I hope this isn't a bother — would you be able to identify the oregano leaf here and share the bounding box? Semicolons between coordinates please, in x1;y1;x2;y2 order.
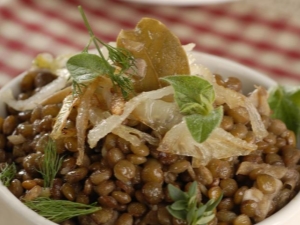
167;183;188;201
67;53;108;84
184;107;223;143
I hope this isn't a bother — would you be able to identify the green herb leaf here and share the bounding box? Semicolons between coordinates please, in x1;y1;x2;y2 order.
195;205;207;219
167;183;188;201
184;107;223;143
24;197;101;223
187;180;198;197
167;181;222;225
167;206;187;220
0;163;17;187
67;53;108;84
170;200;188;210
38;139;63;188
162;75;223;143
268;85;300;138
68;6;135;99
206;193;223;212
161;75;215;115
196;213;215;225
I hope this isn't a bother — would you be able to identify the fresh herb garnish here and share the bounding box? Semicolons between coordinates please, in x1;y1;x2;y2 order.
38;139;63;188
24;197;101;223
167;181;222;225
161;75;223;143
268;85;300;139
67;6;135;98
0;163;17;187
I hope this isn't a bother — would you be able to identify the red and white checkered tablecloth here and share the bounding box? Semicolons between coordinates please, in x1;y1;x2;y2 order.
0;0;300;89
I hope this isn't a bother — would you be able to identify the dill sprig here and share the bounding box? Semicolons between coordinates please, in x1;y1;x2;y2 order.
167;181;222;225
67;6;135;98
38;139;63;188
0;163;17;187
24;197;101;223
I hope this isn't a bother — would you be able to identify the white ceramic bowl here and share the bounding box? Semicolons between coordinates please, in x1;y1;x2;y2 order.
1;52;299;225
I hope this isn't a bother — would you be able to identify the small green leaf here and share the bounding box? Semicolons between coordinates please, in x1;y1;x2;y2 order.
195;204;207;219
187;181;198;197
196;213;215;225
168;183;188;201
162;75;223;143
170;200;188;210
67;53;108;84
185;107;223;143
206;193;223;212
167;206;187;220
268;85;300;138
187;207;196;225
161;75;215;115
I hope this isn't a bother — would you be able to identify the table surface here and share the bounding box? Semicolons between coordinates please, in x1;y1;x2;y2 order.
1;0;300;89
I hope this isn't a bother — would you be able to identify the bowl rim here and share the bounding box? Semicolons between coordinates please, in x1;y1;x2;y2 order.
1;51;298;225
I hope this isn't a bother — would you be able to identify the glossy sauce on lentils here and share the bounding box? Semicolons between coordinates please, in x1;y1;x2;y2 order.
1;70;300;225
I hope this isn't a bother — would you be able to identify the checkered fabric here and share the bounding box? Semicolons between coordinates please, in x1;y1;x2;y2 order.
0;0;300;88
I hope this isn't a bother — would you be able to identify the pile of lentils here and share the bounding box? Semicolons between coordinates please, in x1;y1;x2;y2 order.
0;69;300;225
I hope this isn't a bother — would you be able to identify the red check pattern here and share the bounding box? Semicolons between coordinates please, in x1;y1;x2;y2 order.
0;0;300;89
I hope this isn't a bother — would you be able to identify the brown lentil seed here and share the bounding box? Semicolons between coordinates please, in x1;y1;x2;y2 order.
168;160;190;174
64;137;78;152
106;147;125;166
8;179;24;198
142;182;164;204
89;169;112;185
130;143;150;157
220;116;234;131
234;186;248;205
20;71;35;92
126;154;147;165
216;210;237;223
112;190;132;204
17;110;32;122
127;202;147;217
94;180;116;196
240;200;258;218
17;123;34;138
41;104;60;117
61;182;76;201
3;115;18;135
141;159;164;183
98;195;118;209
217;197;235;211
230;123;248;139
34;71;57;88
104;133;118;150
226;107;249;124
207;159;232;179
114;159;136;182
115;213;133;225
208;186;223;200
21;179;37;190
233;214;252;225
255;174;277;194
90;208;113;224
157;206;172;225
268;119;286;136
220;178;238;197
64;167;88;183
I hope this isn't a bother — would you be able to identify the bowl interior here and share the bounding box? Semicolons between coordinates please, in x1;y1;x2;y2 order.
2;52;296;225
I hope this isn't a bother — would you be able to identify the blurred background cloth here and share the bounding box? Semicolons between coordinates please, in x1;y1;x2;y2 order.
0;0;300;89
